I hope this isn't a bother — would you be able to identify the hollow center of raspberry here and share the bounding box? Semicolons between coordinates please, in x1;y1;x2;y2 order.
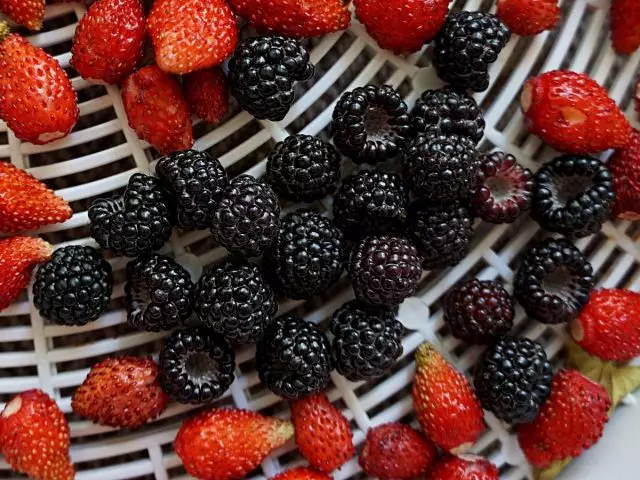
550;174;593;206
186;352;219;381
541;267;573;299
485;175;514;200
364;106;393;141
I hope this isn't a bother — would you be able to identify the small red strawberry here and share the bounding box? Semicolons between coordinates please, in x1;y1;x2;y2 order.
228;0;350;38
0;27;79;145
427;455;499;480
121;65;193;155
354;0;449;54
412;342;485;453
290;392;355;473
518;369;611;468
611;0;640;55
0;236;52;311
271;467;331;480
71;0;146;85
609;128;640;220
184;67;229;124
72;356;170;429
175;408;294;480
0;389;75;480
570;289;640;363
496;0;560;37
358;423;437;480
0;0;45;31
148;0;238;75
0;162;73;233
521;70;632;154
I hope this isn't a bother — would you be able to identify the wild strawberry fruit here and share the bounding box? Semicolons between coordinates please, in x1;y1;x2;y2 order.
412;342;485;453
71;0;146;84
427;454;499;480
184;67;229;124
0;162;73;233
121;65;193;155
72;356;170;429
354;0;449;54
228;0;350;38
271;467;331;480
175;408;294;480
0;26;78;145
148;0;238;75
609;128;640;220
611;0;640;55
0;236;52;311
521;70;631;153
290;392;355;473
496;0;560;37
0;389;75;480
359;422;437;480
0;0;45;31
518;369;611;468
571;289;640;363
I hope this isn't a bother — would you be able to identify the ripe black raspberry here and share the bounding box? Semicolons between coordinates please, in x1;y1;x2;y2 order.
125;253;194;332
330;301;404;381
194;262;277;344
471;151;535;224
212;175;280;258
474;336;553;424
332;84;410;164
33;246;113;326
256;315;332;400
514;238;594;325
333;170;409;238
267;134;341;202
155;149;228;230
349;235;422;307
410;87;485;143
160;327;235;404
228;35;314;121
402;133;477;201
408;200;473;270
433;12;511;92
532;155;615;238
444;278;514;344
265;209;346;300
89;173;173;257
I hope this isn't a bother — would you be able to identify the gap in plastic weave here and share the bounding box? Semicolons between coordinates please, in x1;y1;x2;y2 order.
1;0;639;479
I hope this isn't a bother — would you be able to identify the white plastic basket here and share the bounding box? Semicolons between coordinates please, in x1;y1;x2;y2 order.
1;0;639;479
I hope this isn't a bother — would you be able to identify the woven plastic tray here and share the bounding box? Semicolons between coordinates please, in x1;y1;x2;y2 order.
1;0;640;478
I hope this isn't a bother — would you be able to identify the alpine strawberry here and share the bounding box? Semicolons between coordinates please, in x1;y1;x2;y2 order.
271;467;331;480
609;128;640;220
611;0;640;55
184;67;229;124
496;0;560;37
427;454;499;480
0;0;45;31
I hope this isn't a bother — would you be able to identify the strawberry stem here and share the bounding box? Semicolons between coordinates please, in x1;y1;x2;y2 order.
0;22;10;42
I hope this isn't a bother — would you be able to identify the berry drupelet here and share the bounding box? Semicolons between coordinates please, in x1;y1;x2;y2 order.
332;84;411;164
159;327;235;404
474;336;553;424
33;246;113;326
410;87;485;143
89;173;173;257
125;253;194;332
402;133;477;201
228;35;314;121
267;134;341;202
212;175;280;258
514;238;594;325
471;151;534;224
408;200;473;270
532;155;615;238
349;235;422;307
265;209;346;300
433;12;511;92
333;170;409;239
155;149;228;230
444;278;514;344
330;301;404;381
256;315;333;400
194;262;277;344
